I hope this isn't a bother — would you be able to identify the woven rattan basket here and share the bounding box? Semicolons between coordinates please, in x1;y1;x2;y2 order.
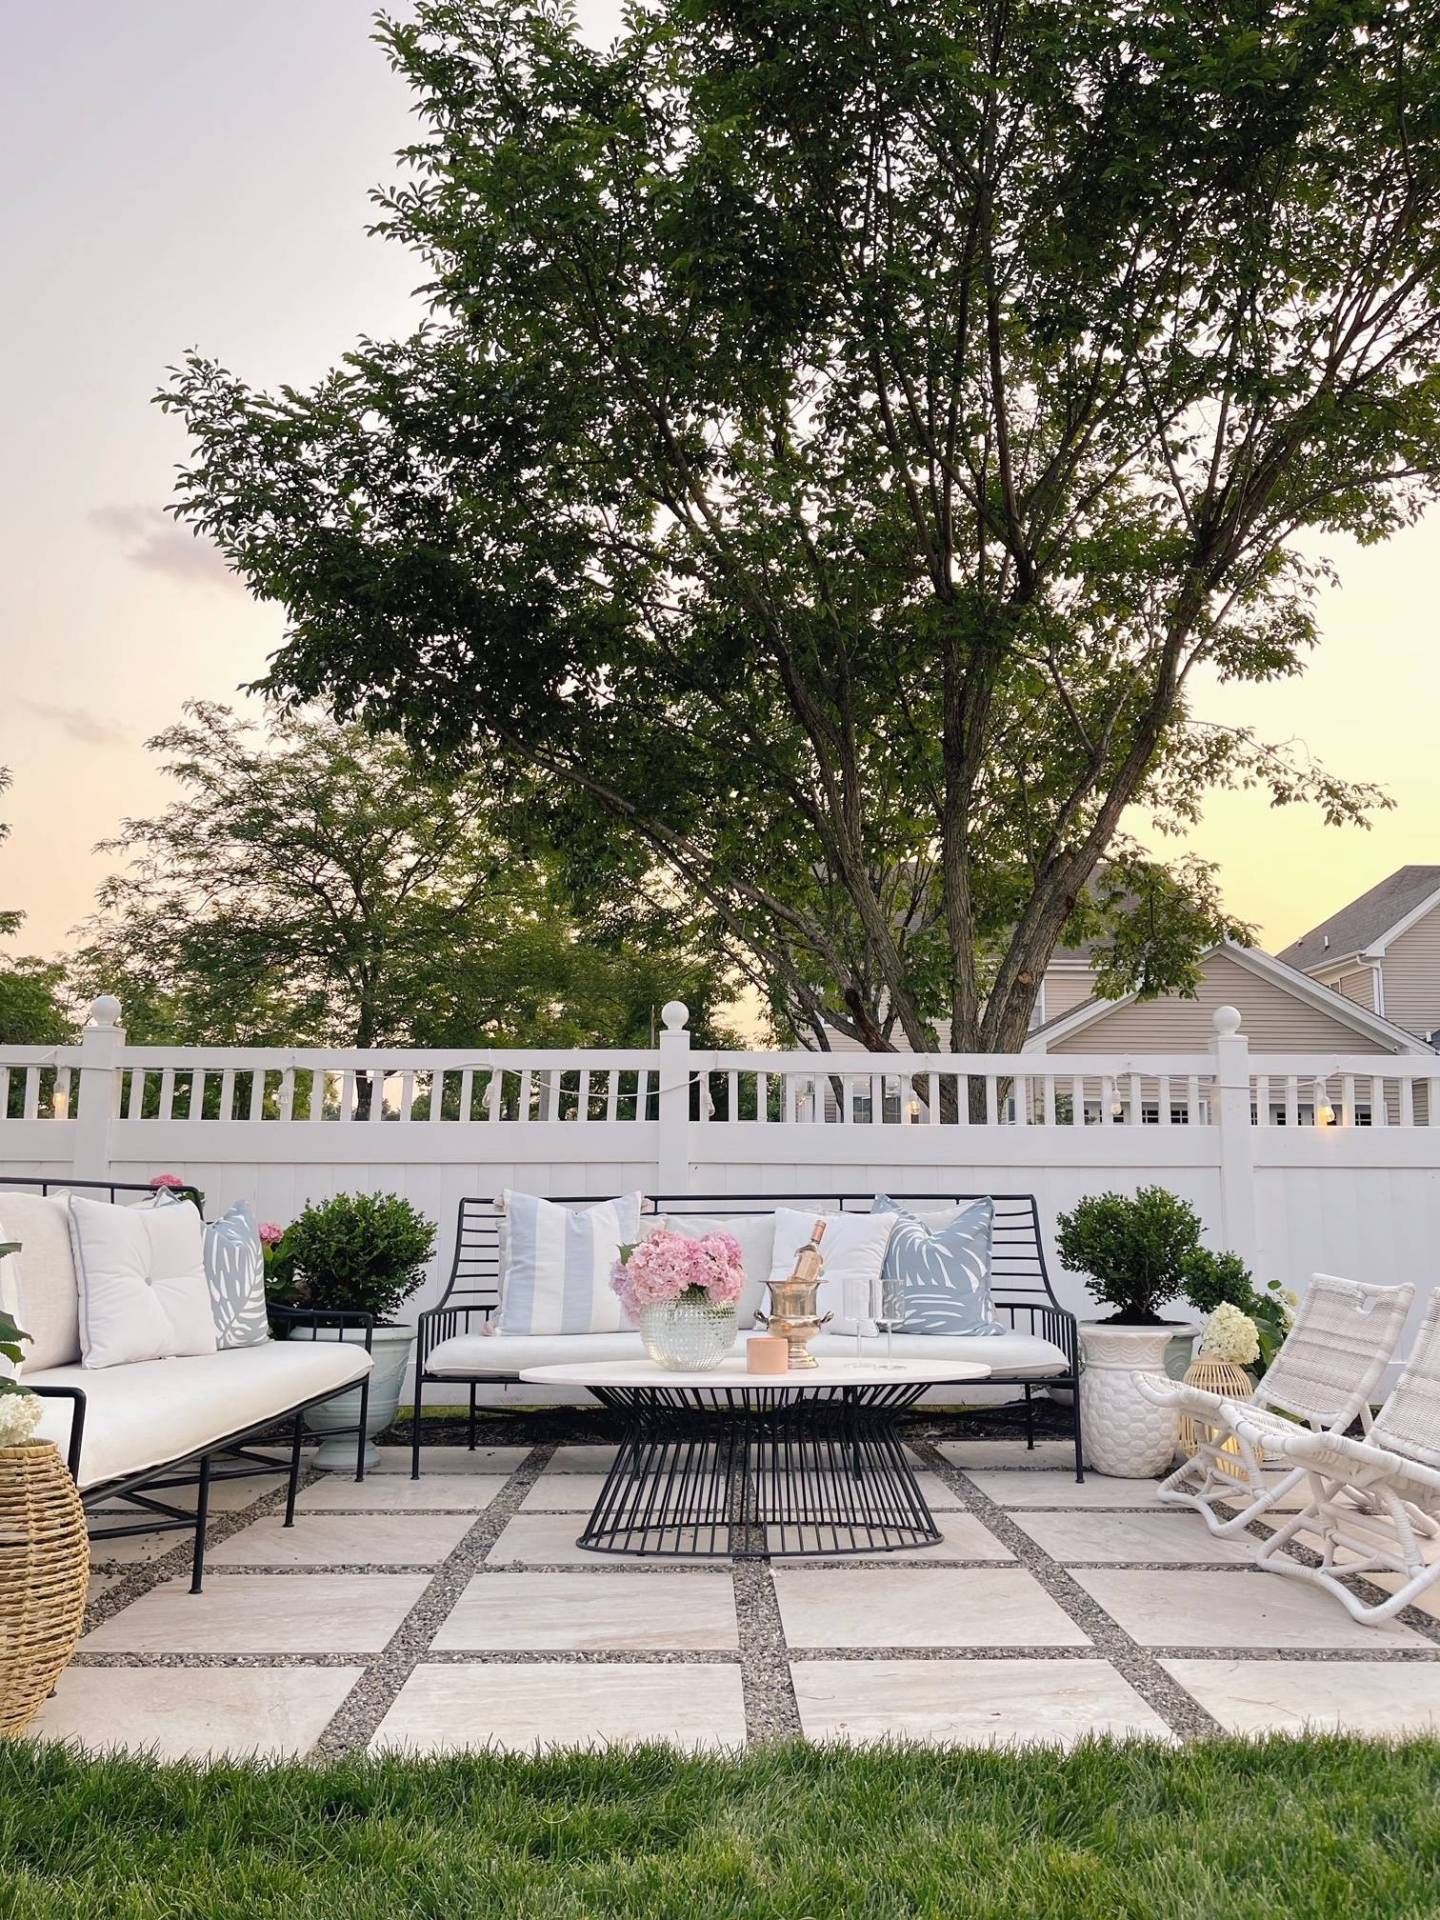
1178;1354;1254;1480
0;1439;90;1736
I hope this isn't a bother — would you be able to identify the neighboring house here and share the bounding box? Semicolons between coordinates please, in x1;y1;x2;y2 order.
1275;866;1440;1047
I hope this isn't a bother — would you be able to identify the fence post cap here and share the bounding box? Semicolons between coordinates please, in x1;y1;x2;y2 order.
88;995;122;1031
660;1001;690;1033
1212;1004;1243;1037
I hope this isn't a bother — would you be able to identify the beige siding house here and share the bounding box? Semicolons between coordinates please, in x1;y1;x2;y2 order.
1277;866;1440;1046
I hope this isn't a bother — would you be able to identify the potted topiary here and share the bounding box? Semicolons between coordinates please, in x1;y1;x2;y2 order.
1055;1186;1208;1477
266;1193;436;1469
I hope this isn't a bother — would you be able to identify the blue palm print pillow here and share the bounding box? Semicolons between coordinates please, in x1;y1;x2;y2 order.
203;1201;270;1349
873;1196;1003;1337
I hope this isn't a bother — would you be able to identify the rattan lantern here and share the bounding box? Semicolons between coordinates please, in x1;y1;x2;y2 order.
1177;1354;1254;1479
0;1439;90;1736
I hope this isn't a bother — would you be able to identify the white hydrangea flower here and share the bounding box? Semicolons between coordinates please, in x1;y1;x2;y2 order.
0;1389;43;1448
1198;1301;1259;1367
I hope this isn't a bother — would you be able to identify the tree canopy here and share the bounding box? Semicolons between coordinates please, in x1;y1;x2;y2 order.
162;0;1438;1050
73;704;737;1049
0;768;73;1047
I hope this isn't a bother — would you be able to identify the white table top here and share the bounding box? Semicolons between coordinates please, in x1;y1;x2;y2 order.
518;1355;992;1392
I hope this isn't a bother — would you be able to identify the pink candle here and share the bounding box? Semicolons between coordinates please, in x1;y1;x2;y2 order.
746;1335;789;1375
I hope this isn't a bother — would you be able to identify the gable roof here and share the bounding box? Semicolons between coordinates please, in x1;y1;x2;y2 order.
1023;940;1434;1054
1277;867;1440;973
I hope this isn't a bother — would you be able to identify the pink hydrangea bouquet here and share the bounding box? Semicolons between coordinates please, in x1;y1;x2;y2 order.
611;1228;745;1322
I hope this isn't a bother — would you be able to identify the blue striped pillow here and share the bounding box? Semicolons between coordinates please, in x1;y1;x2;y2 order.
497;1191;643;1336
874;1196;1003;1336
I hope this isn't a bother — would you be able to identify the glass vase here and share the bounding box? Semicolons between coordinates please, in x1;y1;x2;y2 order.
638;1296;737;1371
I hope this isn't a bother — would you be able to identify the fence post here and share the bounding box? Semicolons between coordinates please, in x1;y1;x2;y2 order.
73;995;123;1181
657;1001;693;1194
1211;1005;1257;1269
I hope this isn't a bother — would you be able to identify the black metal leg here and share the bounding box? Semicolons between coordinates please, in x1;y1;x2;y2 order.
467;1382;477;1452
190;1453;211;1594
1023;1383;1035;1450
284;1408;304;1527
355;1372;370;1482
411;1378;423;1481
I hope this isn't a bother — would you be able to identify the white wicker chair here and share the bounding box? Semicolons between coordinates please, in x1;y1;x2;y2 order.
1137;1273;1414;1538
1255;1295;1440;1623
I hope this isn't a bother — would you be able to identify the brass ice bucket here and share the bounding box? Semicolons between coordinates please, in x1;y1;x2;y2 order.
755;1275;832;1370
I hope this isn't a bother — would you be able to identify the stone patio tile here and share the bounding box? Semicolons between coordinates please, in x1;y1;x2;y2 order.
95;1477;275;1516
83;1574;428;1653
88;1528;194;1567
488;1512;719;1565
773;1567;1090;1650
546;1445;619;1473
1009;1509;1255;1565
29;1664;363;1760
371;1661;746;1754
376;1445;531;1476
206;1511;474;1568
434;1571;738;1651
767;1513;1013;1563
792;1658;1171;1747
933;1440;1077;1471
295;1473;508;1513
1161;1659;1440;1737
964;1470;1166;1509
86;1571;123;1604
1071;1569;1430;1649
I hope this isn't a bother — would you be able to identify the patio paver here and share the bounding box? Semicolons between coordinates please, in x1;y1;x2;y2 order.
791;1658;1172;1747
434;1570;739;1650
1160;1659;1440;1737
1008;1510;1258;1565
206;1510;476;1568
293;1472;509;1513
766;1513;1014;1562
370;1661;747;1754
1072;1569;1432;1649
773;1566;1090;1649
963;1470;1171;1509
30;1665;365;1760
81;1573;429;1653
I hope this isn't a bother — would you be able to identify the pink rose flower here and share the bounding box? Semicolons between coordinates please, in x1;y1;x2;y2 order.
149;1173;185;1189
258;1222;285;1247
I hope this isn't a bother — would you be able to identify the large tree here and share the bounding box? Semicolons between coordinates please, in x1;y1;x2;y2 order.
162;0;1436;1051
73;705;737;1050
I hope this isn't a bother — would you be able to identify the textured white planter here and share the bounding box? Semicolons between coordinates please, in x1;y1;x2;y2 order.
299;1323;414;1471
1078;1323;1181;1478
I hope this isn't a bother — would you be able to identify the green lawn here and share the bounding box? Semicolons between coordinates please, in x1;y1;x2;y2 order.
3;1737;1439;1918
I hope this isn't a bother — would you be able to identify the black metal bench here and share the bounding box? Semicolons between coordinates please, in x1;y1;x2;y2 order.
1;1175;374;1591
413;1191;1083;1480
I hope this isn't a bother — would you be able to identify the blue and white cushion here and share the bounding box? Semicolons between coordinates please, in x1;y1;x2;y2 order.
498;1191;644;1336
873;1195;1003;1337
203;1201;270;1350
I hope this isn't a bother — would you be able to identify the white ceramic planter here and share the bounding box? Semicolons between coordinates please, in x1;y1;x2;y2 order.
298;1322;415;1471
1078;1323;1181;1478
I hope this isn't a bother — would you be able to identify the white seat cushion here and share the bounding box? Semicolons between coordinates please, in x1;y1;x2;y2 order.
810;1330;1069;1375
426;1330;649;1376
27;1340;373;1490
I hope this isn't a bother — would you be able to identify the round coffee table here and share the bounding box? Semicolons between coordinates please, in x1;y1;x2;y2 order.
519;1354;991;1559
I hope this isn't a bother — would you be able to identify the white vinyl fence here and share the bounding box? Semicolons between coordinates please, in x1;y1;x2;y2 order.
4;996;1439;1398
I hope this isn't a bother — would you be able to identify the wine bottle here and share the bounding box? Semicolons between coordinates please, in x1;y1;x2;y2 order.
787;1219;826;1288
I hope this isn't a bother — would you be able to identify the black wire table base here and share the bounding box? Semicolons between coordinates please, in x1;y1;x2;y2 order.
577;1382;940;1559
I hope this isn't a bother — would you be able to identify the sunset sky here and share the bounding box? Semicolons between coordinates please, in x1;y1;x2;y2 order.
2;1;1435;973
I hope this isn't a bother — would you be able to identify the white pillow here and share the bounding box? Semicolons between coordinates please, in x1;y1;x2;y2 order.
647;1214;775;1328
68;1193;218;1368
767;1210;894;1337
497;1191;643;1336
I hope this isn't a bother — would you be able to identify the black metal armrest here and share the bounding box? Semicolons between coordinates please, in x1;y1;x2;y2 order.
26;1382;87;1482
267;1305;376;1354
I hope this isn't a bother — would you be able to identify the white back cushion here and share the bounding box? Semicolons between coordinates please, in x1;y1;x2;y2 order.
767;1210;894;1337
69;1193;218;1368
648;1214;775;1328
497;1191;643;1336
0;1193;82;1372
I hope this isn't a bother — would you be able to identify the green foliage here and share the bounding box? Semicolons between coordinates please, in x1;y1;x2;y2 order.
71;704;739;1050
5;1737;1440;1918
0;1268;32;1402
1056;1186;1207;1323
157;0;1440;1048
0;769;75;1046
266;1192;436;1323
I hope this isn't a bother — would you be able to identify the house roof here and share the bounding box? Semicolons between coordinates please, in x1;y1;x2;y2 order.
1022;940;1434;1055
1277;867;1440;972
